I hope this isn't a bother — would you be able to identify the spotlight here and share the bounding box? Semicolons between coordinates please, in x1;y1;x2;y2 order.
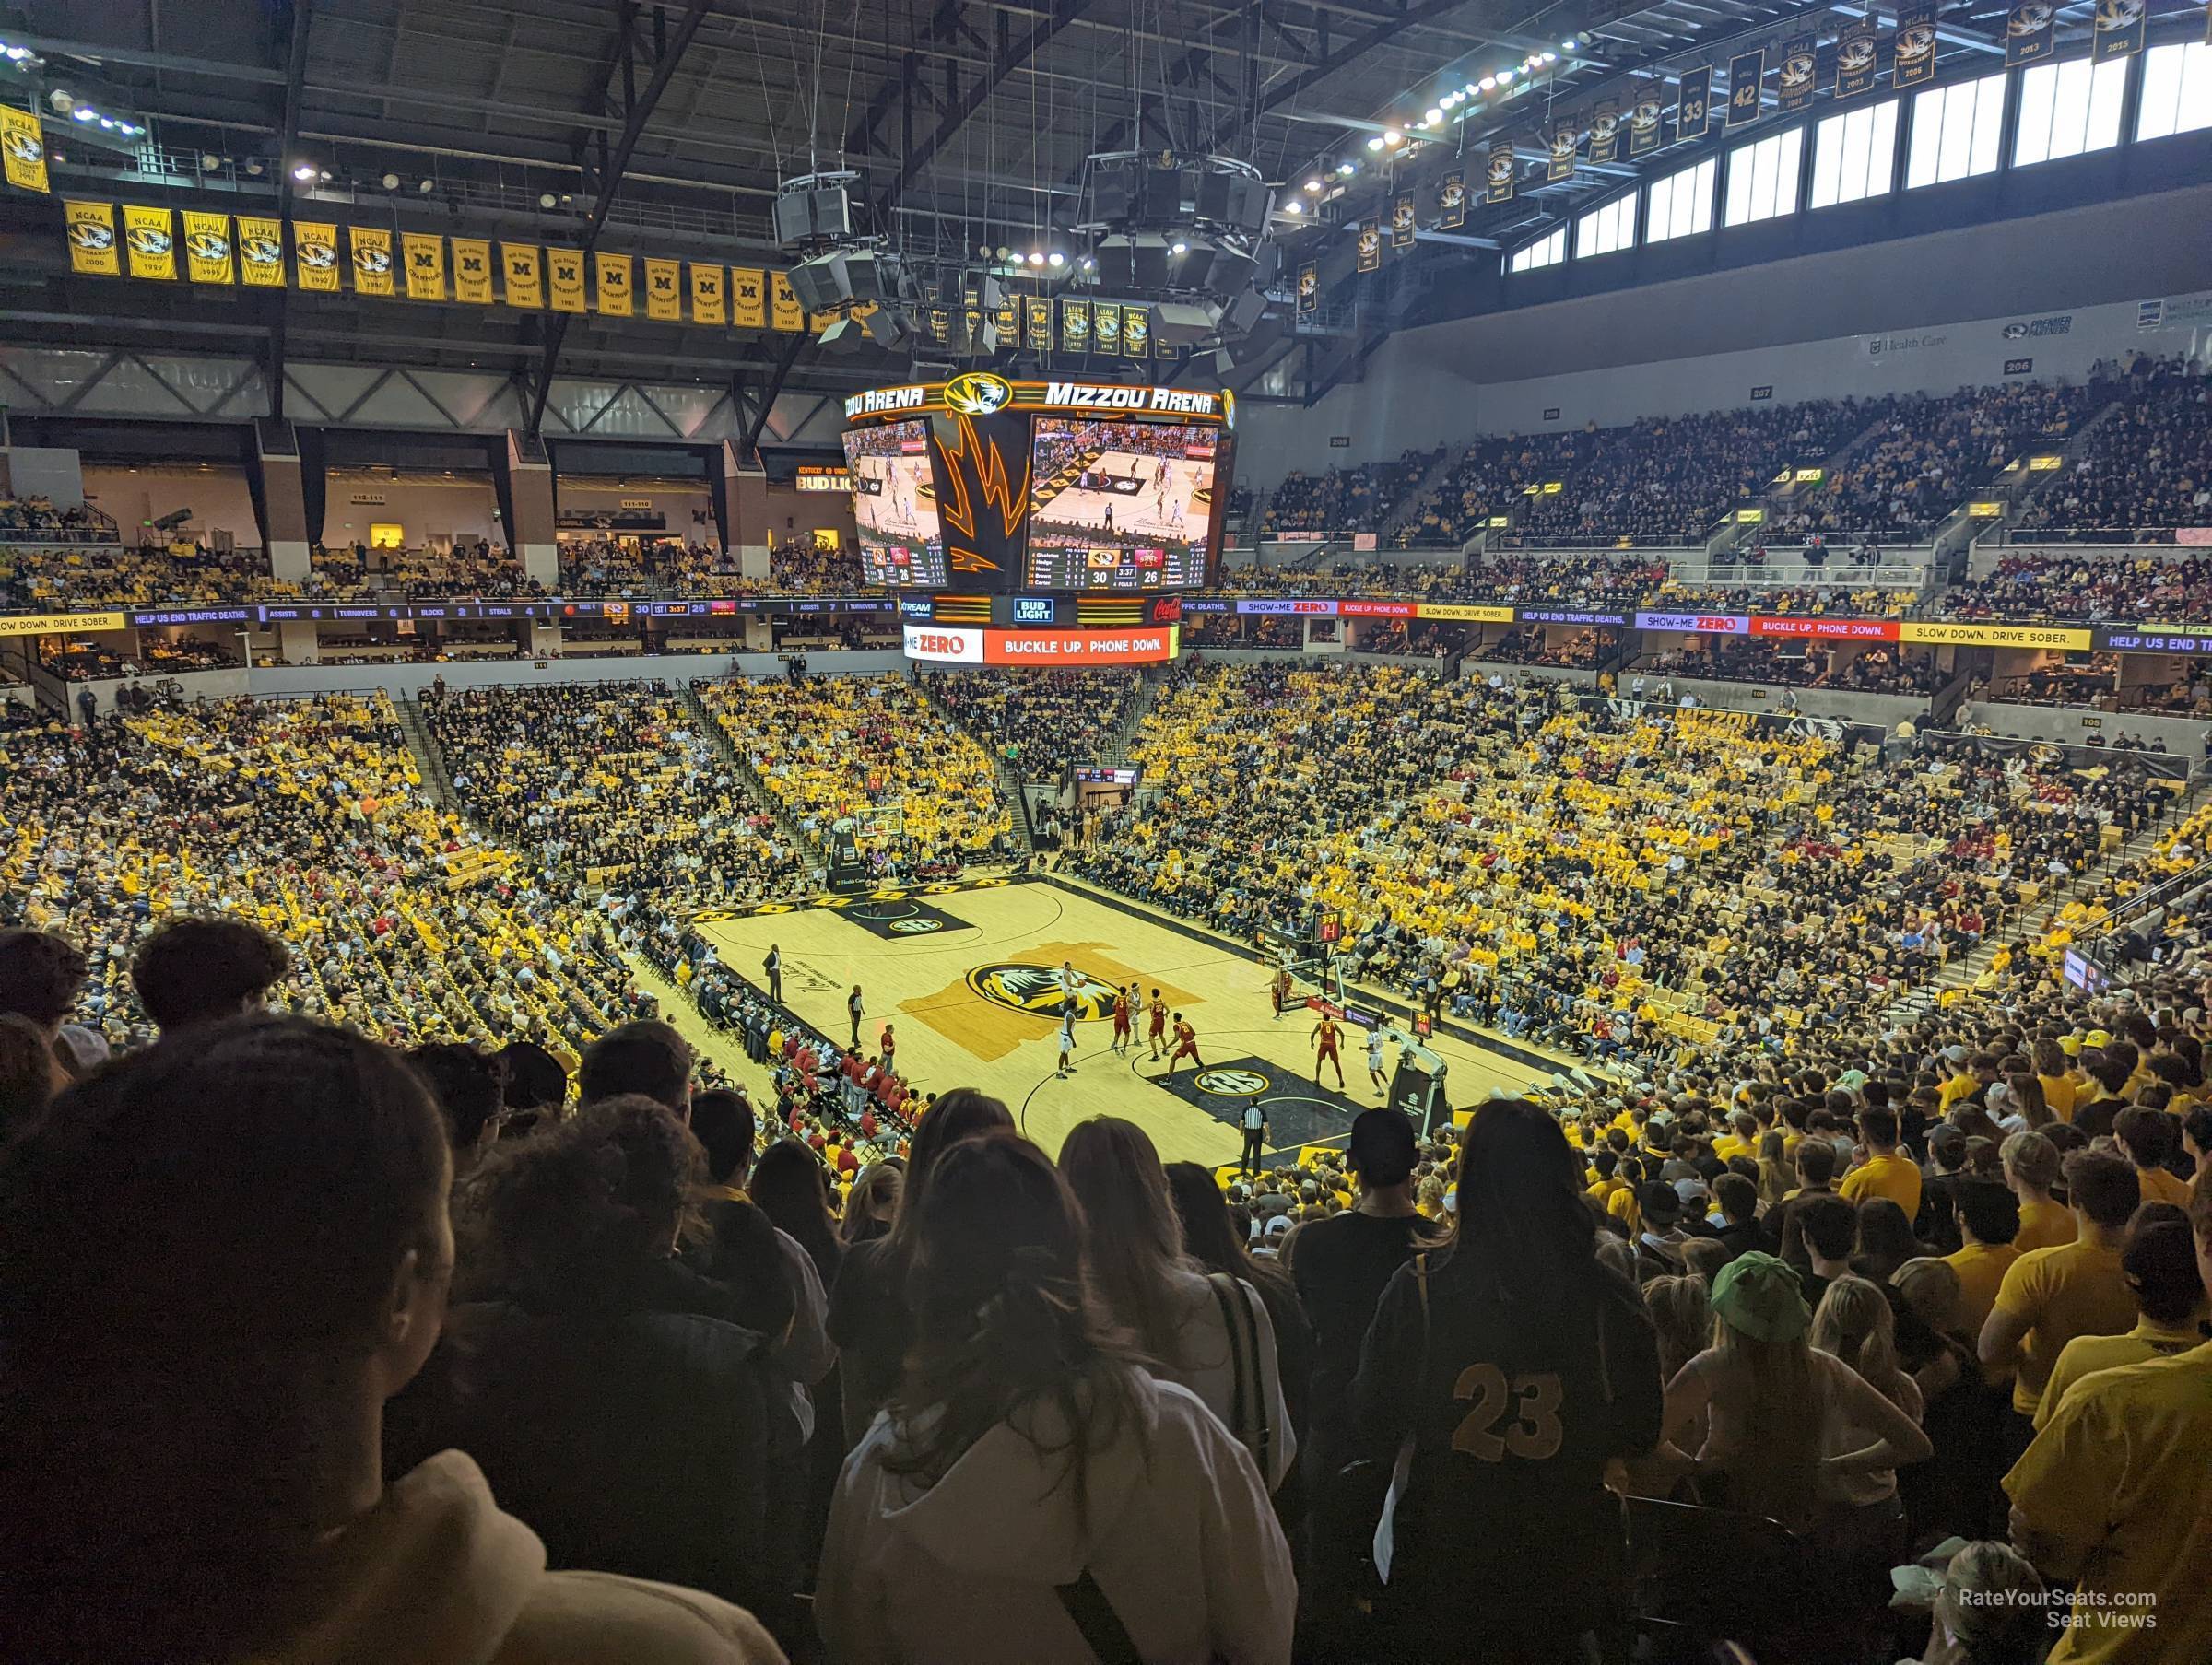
1366;135;1384;151
292;162;316;182
418;178;434;193
1028;250;1044;264
1047;250;1065;265
72;106;94;122
1562;38;1577;49
539;192;557;207
1080;255;1095;270
1425;107;1442;123
245;158;264;175
1479;76;1495;91
979;242;992;257
382;171;400;189
200;153;221;169
1542;51;1558;64
1170;240;1188;255
994;244;1010;260
1282;199;1300;214
1383;128;1403;145
1336;161;1356;176
1304;178;1323;192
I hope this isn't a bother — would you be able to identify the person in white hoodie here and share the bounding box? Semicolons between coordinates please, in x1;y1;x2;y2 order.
0;1014;782;1665
818;1129;1294;1665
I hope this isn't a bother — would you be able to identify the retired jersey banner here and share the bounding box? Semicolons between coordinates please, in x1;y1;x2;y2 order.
770;271;805;331
1093;300;1122;352
452;238;494;304
594;251;632;316
1123;306;1150;358
1025;295;1052;351
1547;120;1579;180
349;226;394;296
1356;217;1381;272
1727;50;1766;125
731;266;767;328
182;211;235;284
644;258;682;321
2091;0;2146;61
2;103;49;193
2006;1;2054;65
65;201;120;275
295;221;341;290
500;243;543;308
1296;263;1318;316
1893;4;1939;86
1485;138;1517;204
1835;19;1881;98
237;216;285;287
402;232;446;301
1060;298;1090;353
1629;87;1665;155
1439;170;1467;228
1590;98;1621;161
1776;36;1819;111
123;205;177;280
547;248;585;312
1677;66;1712;141
689;262;725;324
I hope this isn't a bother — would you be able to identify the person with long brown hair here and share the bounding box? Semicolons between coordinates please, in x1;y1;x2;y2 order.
817;1131;1295;1665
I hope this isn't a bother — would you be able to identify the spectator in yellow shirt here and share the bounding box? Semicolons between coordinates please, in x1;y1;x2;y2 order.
1944;1178;2023;1343
1838;1106;1922;1220
2031;1036;2078;1124
2032;1202;2206;1430
2002;1130;2077;1253
2115;1107;2194;1209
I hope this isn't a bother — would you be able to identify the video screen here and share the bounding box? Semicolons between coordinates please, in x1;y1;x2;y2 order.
843;419;947;589
1025;418;1218;591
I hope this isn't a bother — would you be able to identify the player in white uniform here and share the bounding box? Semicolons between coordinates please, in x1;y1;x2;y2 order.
1366;1027;1389;1096
1056;1008;1078;1077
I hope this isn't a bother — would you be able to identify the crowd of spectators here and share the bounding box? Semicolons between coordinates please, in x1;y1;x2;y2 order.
0;493;110;541
1258;448;1444;536
2019;354;2212;539
1640;641;1948;697
1390;432;1588;548
926;668;1142;778
1936;551;2212;624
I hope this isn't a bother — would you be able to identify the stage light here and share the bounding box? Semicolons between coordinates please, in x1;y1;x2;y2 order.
1336;160;1355;176
1542;51;1558;64
1479;76;1495;91
418;178;434;193
1170;240;1188;255
1563;38;1577;49
994;244;1010;260
539;192;557;207
1383;128;1403;145
1047;250;1065;265
1366;135;1384;150
1028;250;1044;264
1304;178;1323;192
71;106;94;122
1281;199;1300;214
1080;255;1096;269
1425;107;1442;123
382;171;400;189
292;162;316;181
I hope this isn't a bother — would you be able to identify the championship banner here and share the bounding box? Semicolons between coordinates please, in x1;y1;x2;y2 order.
1060;298;1090;352
1356;217;1381;272
1296;262;1318;315
1776;36;1819;111
644;257;682;321
547;248;585;313
1628;87;1665;155
182;210;235;284
349;226;394;296
452;238;494;304
991;293;1018;344
1439;170;1467;228
592;252;630;316
123;205;177;280
1391;192;1417;249
1486;138;1516;204
962;303;983;349
500;243;543;309
2091;0;2146;62
65;201;121;274
769;272;804;332
2006;1;2054;66
1548;119;1579;180
238;216;286;287
1835;19;1880;98
925;306;950;346
1727;50;1765;126
1677;66;1712;141
1123;306;1150;358
1590;99;1621;161
1094;301;1122;352
732;266;767;328
296;222;341;291
1893;4;1939;86
689;263;725;324
2;103;49;193
1025;295;1052;351
402;232;446;301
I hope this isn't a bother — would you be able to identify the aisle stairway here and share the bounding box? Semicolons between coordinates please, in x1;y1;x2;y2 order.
678;680;830;872
395;696;457;808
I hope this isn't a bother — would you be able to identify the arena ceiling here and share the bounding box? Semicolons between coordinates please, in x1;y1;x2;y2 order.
0;0;2065;420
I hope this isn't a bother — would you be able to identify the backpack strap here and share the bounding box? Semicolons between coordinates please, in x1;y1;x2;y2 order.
1055;1567;1144;1665
1205;1271;1271;1483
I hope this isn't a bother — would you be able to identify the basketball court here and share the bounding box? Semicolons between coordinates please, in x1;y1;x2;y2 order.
683;874;1551;1166
1030;450;1208;546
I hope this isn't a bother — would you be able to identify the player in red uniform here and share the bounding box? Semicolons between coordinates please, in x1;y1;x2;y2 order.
1147;988;1169;1060
1311;1014;1345;1089
1110;984;1132;1054
1270;966;1292;1020
1169;1013;1202;1073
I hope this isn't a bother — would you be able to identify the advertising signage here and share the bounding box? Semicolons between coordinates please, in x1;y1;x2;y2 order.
902;623;1181;665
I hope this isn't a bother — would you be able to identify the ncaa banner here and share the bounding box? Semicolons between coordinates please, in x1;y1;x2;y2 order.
123;205;177;280
689;263;725;324
349;226;394;296
645;258;682;321
1835;19;1880;98
2;102;48;193
547;248;585;313
402;232;446;301
65;201;120;275
1628;87;1665;155
295;221;342;291
1060;298;1090;353
1677;67;1712;142
1486;138;1516;204
962;303;983;350
1439;170;1467;228
1893;4;1938;86
1296;263;1318;316
1390;192;1416;249
451;238;494;304
991;292;1019;344
1025;295;1052;351
1775;36;1818;111
500;243;543;308
730;266;766;328
1727;50;1765;126
2006;1;2053;66
1124;307;1150;358
771;271;806;332
594;251;632;316
1094;301;1122;352
1590;98;1621;161
182;210;235;284
925;306;950;346
2091;0;2146;62
1356;217;1381;272
237;216;285;287
1547;119;1578;181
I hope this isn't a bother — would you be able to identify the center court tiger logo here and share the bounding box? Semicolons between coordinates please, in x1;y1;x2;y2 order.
967;963;1121;1020
943;371;1013;417
1195;1068;1268;1097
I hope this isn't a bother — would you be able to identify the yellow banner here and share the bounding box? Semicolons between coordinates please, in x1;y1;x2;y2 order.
0;610;127;637
1416;604;1516;623
547;248;585;312
402;232;446;300
123;205;177;280
294;221;341;290
452;238;494;304
594;251;632;316
731;267;767;328
1897;621;2093;651
769;271;803;332
181;211;235;283
349;226;394;296
2;103;49;193
690;263;726;325
644;257;681;321
65;200;120;275
501;243;543;308
236;216;285;287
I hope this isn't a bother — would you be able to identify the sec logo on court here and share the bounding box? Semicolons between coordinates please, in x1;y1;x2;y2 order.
889;918;944;934
966;963;1121;1020
1194;1068;1269;1097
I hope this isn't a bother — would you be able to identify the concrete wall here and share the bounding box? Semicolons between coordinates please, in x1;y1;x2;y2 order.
1959;699;2212;763
760;481;858;547
83;463;260;546
555;478;714;535
242;649;909;701
1630;673;1931;729
324;474;500;547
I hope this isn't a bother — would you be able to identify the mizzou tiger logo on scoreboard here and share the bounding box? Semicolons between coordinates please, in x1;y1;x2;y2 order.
966;963;1122;1020
943;370;1013;416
